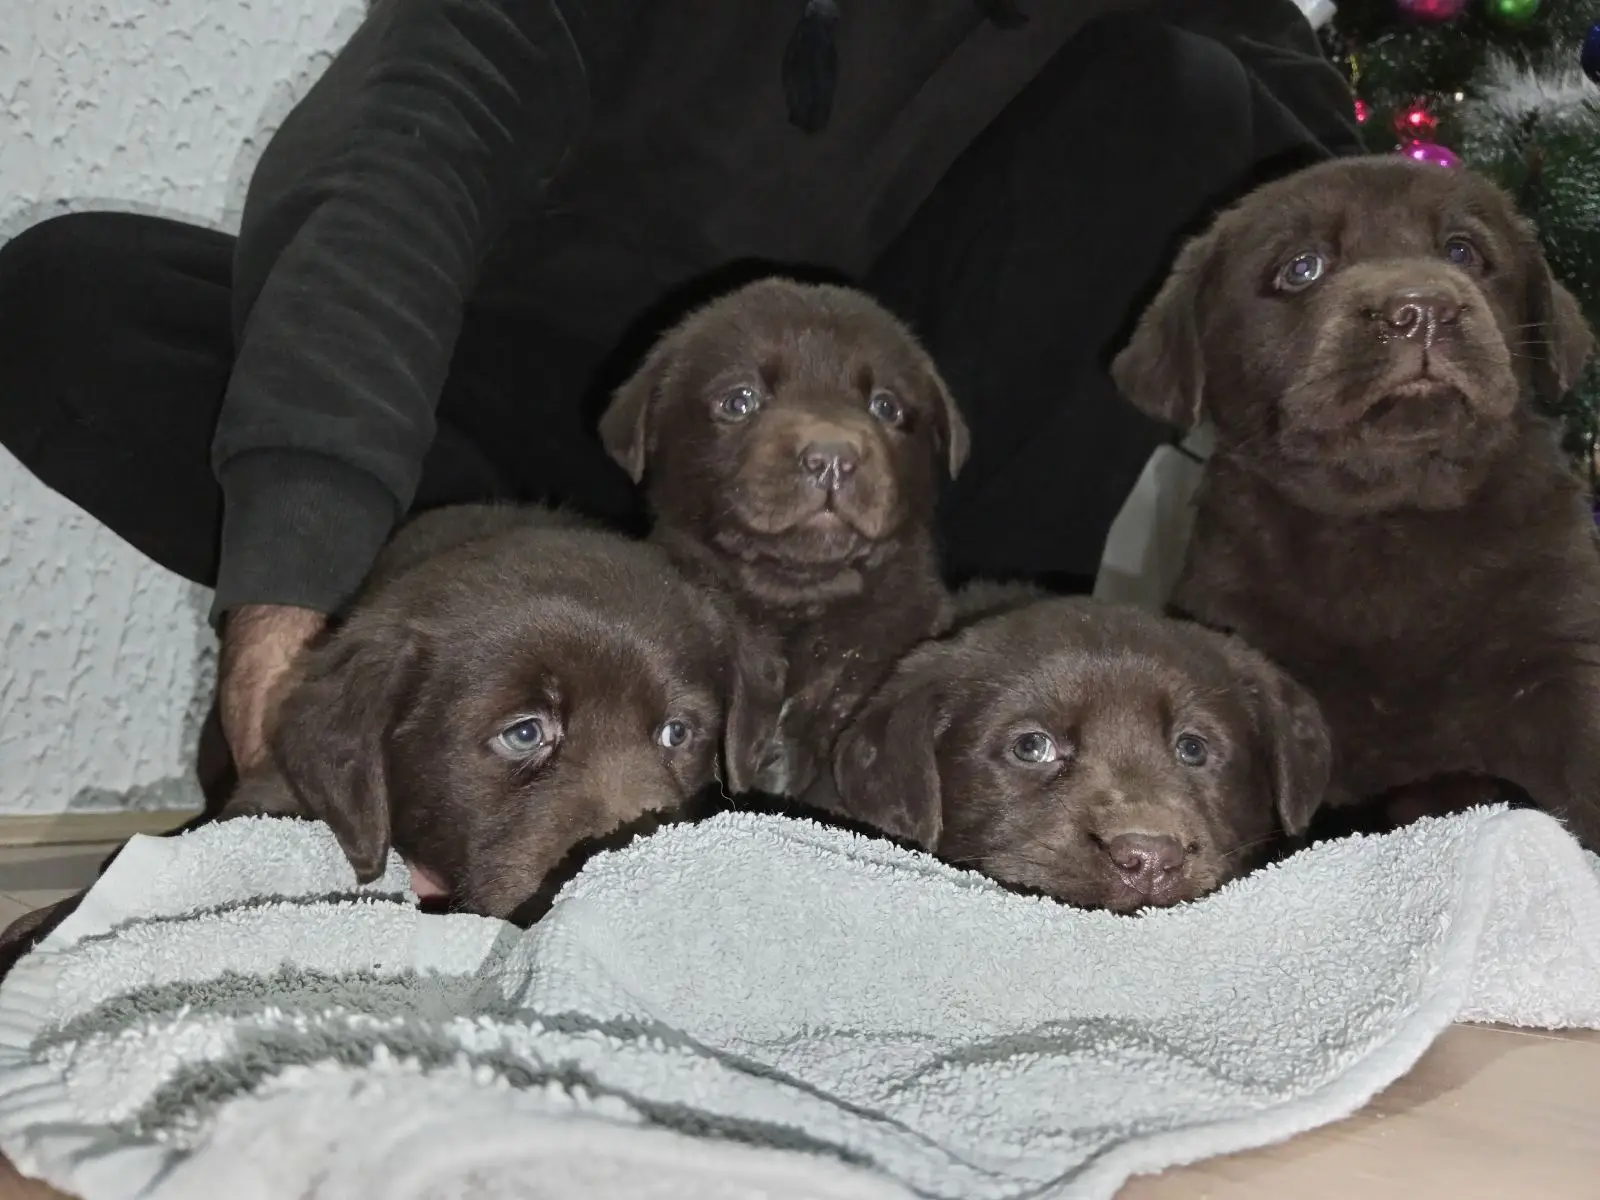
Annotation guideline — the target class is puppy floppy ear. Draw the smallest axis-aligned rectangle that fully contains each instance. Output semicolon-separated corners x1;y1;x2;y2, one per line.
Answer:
1218;636;1332;837
599;339;675;483
269;619;423;883
720;623;789;796
1110;224;1222;430
831;670;948;849
1520;228;1595;403
921;364;971;479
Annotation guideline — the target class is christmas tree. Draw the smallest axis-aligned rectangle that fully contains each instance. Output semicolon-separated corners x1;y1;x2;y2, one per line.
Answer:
1319;0;1600;484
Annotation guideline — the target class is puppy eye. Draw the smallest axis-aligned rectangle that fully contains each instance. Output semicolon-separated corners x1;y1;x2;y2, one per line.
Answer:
1011;732;1059;765
1274;251;1325;293
493;717;547;759
1443;235;1479;270
1174;733;1208;768
867;389;904;426
655;718;692;750
719;386;761;420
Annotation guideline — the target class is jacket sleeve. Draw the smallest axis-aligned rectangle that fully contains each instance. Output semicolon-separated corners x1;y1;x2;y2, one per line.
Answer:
209;0;600;624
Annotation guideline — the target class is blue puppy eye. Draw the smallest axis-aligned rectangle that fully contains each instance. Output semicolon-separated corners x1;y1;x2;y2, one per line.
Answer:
1011;732;1059;765
1444;236;1478;269
867;390;904;426
494;717;546;757
720;386;761;419
656;719;691;749
1175;733;1208;767
1275;251;1325;292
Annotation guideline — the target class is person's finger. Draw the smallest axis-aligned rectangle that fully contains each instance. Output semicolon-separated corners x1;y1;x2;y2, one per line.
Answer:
217;605;327;773
219;689;269;774
219;657;278;773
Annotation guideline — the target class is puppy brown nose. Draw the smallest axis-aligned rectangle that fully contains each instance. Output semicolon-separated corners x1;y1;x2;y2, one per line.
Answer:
800;440;860;488
1383;289;1460;338
1105;833;1186;894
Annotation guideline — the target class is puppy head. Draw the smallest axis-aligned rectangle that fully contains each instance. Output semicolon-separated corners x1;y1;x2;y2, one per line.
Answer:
600;279;968;586
271;527;782;919
833;599;1330;913
1112;156;1594;516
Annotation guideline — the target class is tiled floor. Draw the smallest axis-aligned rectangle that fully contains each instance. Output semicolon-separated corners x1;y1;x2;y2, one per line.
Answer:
0;843;1595;1199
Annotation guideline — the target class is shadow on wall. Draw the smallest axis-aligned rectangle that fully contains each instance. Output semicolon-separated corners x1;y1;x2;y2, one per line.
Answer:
0;0;367;815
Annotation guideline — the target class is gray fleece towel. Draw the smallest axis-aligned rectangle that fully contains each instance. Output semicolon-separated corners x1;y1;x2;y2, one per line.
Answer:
0;806;1596;1200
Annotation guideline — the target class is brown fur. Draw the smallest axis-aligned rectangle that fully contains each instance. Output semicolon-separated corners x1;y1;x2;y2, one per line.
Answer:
829;597;1331;912
600;278;970;797
1110;156;1600;849
223;504;778;919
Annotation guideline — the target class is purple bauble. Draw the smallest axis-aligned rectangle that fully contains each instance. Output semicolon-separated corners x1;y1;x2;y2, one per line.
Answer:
1398;139;1461;169
1397;0;1468;19
1582;21;1600;86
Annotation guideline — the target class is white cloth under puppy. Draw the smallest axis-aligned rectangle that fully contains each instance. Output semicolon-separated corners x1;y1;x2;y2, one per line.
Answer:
0;806;1595;1200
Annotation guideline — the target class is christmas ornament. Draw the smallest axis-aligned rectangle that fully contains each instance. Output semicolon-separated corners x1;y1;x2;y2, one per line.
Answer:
1486;0;1540;26
1582;22;1600;86
1394;101;1439;138
1396;0;1467;19
1398;139;1461;168
1354;97;1370;123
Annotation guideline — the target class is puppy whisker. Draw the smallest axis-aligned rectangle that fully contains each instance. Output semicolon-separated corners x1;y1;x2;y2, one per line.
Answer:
1214;832;1282;860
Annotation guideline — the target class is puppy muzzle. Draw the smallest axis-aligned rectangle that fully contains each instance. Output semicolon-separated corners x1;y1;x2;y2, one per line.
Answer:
734;416;898;542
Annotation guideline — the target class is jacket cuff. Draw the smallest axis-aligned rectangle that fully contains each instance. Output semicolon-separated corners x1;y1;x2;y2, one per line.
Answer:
210;451;399;627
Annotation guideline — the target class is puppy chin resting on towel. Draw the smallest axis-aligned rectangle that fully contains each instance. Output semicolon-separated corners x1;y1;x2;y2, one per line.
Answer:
823;593;1331;913
219;503;781;923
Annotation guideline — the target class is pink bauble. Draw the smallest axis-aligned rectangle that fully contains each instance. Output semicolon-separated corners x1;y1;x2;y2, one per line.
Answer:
1398;139;1461;169
1397;0;1469;19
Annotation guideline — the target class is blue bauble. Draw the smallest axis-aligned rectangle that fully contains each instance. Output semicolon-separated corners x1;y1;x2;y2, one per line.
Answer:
1582;21;1600;86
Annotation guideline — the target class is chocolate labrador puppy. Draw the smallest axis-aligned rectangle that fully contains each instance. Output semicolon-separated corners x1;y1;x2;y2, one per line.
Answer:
219;503;776;919
829;597;1331;912
1111;156;1600;849
0;505;775;966
600;278;969;798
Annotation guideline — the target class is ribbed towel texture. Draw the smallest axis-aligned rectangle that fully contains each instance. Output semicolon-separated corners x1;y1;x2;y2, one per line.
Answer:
0;806;1596;1200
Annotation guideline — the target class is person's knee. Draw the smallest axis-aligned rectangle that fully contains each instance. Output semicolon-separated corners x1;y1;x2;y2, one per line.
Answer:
1069;13;1254;145
0;212;146;308
0;213;138;367
996;14;1259;226
0;213;145;453
981;16;1258;339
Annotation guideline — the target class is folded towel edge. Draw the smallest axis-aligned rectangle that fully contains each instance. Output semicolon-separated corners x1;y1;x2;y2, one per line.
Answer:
1068;806;1549;1197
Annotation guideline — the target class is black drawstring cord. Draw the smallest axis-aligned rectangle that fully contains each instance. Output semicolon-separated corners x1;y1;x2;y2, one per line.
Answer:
782;0;841;135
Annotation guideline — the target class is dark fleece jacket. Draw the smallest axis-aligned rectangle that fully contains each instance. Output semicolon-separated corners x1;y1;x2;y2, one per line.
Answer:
211;0;1357;622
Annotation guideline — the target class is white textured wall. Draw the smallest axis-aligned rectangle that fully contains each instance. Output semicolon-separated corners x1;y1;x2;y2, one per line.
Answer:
0;0;364;813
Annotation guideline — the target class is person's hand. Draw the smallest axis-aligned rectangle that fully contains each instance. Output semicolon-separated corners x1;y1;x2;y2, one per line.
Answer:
218;604;327;774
